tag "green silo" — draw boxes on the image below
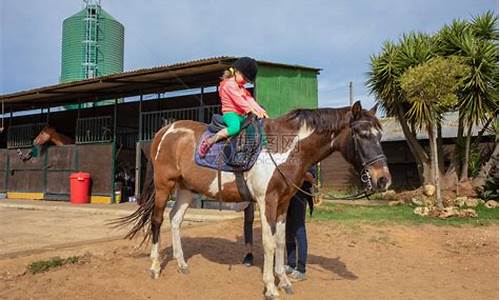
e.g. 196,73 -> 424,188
61,2 -> 124,83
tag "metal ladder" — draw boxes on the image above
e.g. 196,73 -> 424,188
82,0 -> 101,79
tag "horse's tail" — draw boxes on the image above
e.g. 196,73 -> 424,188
109,158 -> 155,244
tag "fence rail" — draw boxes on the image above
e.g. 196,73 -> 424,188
7,123 -> 45,149
140,105 -> 221,140
76,116 -> 113,144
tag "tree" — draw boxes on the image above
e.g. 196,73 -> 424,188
436,12 -> 499,181
368,12 -> 499,196
400,57 -> 470,208
367,33 -> 435,186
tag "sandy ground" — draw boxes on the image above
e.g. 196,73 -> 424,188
0,205 -> 498,300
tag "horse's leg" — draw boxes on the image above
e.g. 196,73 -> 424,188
275,212 -> 293,294
256,195 -> 279,299
169,185 -> 193,274
150,182 -> 174,279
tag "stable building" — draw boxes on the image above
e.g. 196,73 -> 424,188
0,56 -> 320,203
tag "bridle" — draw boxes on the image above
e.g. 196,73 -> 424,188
266,119 -> 387,200
351,120 -> 387,193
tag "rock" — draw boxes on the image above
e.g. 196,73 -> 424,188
411,197 -> 423,206
382,189 -> 397,200
477,199 -> 485,205
423,184 -> 436,197
438,207 -> 459,218
454,197 -> 467,208
464,198 -> 479,208
422,198 -> 435,207
414,206 -> 430,216
458,209 -> 478,218
485,200 -> 498,209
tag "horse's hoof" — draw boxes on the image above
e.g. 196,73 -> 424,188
177,266 -> 190,275
264,295 -> 279,300
280,284 -> 293,295
149,269 -> 160,279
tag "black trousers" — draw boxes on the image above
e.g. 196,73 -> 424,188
243,202 -> 255,245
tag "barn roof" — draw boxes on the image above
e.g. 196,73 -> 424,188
0,56 -> 320,112
380,112 -> 492,142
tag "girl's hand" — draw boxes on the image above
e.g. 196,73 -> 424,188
262,111 -> 269,118
252,109 -> 264,118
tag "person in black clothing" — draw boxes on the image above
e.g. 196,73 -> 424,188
241,165 -> 317,280
285,165 -> 316,281
241,201 -> 255,266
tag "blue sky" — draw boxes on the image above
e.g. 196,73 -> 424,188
0,0 -> 497,109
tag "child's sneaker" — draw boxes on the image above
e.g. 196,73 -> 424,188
289,269 -> 306,281
198,139 -> 212,158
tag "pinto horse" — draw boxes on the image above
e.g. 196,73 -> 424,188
117,101 -> 391,299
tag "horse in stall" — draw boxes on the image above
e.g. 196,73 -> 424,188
17,124 -> 74,162
116,101 -> 391,299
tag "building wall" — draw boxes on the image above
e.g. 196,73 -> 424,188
255,65 -> 318,117
320,152 -> 359,191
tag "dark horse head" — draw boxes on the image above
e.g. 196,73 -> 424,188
341,101 -> 391,192
283,101 -> 391,193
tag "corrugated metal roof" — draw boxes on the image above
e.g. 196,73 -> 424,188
0,56 -> 320,112
381,112 -> 491,141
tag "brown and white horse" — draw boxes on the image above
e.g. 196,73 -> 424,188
118,101 -> 391,299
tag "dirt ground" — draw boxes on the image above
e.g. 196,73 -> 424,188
0,205 -> 497,300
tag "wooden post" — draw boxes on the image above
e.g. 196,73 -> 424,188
199,87 -> 205,122
135,94 -> 143,199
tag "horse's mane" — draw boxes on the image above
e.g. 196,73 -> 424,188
278,107 -> 352,134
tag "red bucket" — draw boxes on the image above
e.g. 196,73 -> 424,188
69,172 -> 91,204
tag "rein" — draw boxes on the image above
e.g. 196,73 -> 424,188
266,151 -> 373,201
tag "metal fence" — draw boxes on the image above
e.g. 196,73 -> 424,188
140,105 -> 221,141
76,116 -> 113,144
203,105 -> 222,124
7,123 -> 45,149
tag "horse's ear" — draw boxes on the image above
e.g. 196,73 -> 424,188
368,103 -> 378,116
351,101 -> 362,120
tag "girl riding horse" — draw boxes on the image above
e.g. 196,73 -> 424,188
198,57 -> 269,157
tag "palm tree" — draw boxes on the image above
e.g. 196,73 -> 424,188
400,57 -> 469,208
367,33 -> 435,185
436,12 -> 499,181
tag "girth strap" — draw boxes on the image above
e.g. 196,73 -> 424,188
235,172 -> 254,203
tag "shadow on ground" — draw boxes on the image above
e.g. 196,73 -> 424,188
155,234 -> 357,280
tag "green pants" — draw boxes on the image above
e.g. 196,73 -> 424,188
223,112 -> 246,136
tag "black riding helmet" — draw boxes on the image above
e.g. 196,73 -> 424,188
232,57 -> 257,82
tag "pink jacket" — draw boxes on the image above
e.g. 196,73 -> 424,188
219,77 -> 266,115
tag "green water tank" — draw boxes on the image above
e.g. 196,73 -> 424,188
60,6 -> 124,83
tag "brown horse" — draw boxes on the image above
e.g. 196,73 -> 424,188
17,125 -> 74,161
118,101 -> 391,299
33,125 -> 74,146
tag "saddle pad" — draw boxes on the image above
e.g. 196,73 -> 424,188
194,121 -> 264,172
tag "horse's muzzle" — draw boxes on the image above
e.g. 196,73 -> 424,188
376,175 -> 391,191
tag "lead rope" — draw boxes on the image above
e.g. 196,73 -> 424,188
266,150 -> 373,201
